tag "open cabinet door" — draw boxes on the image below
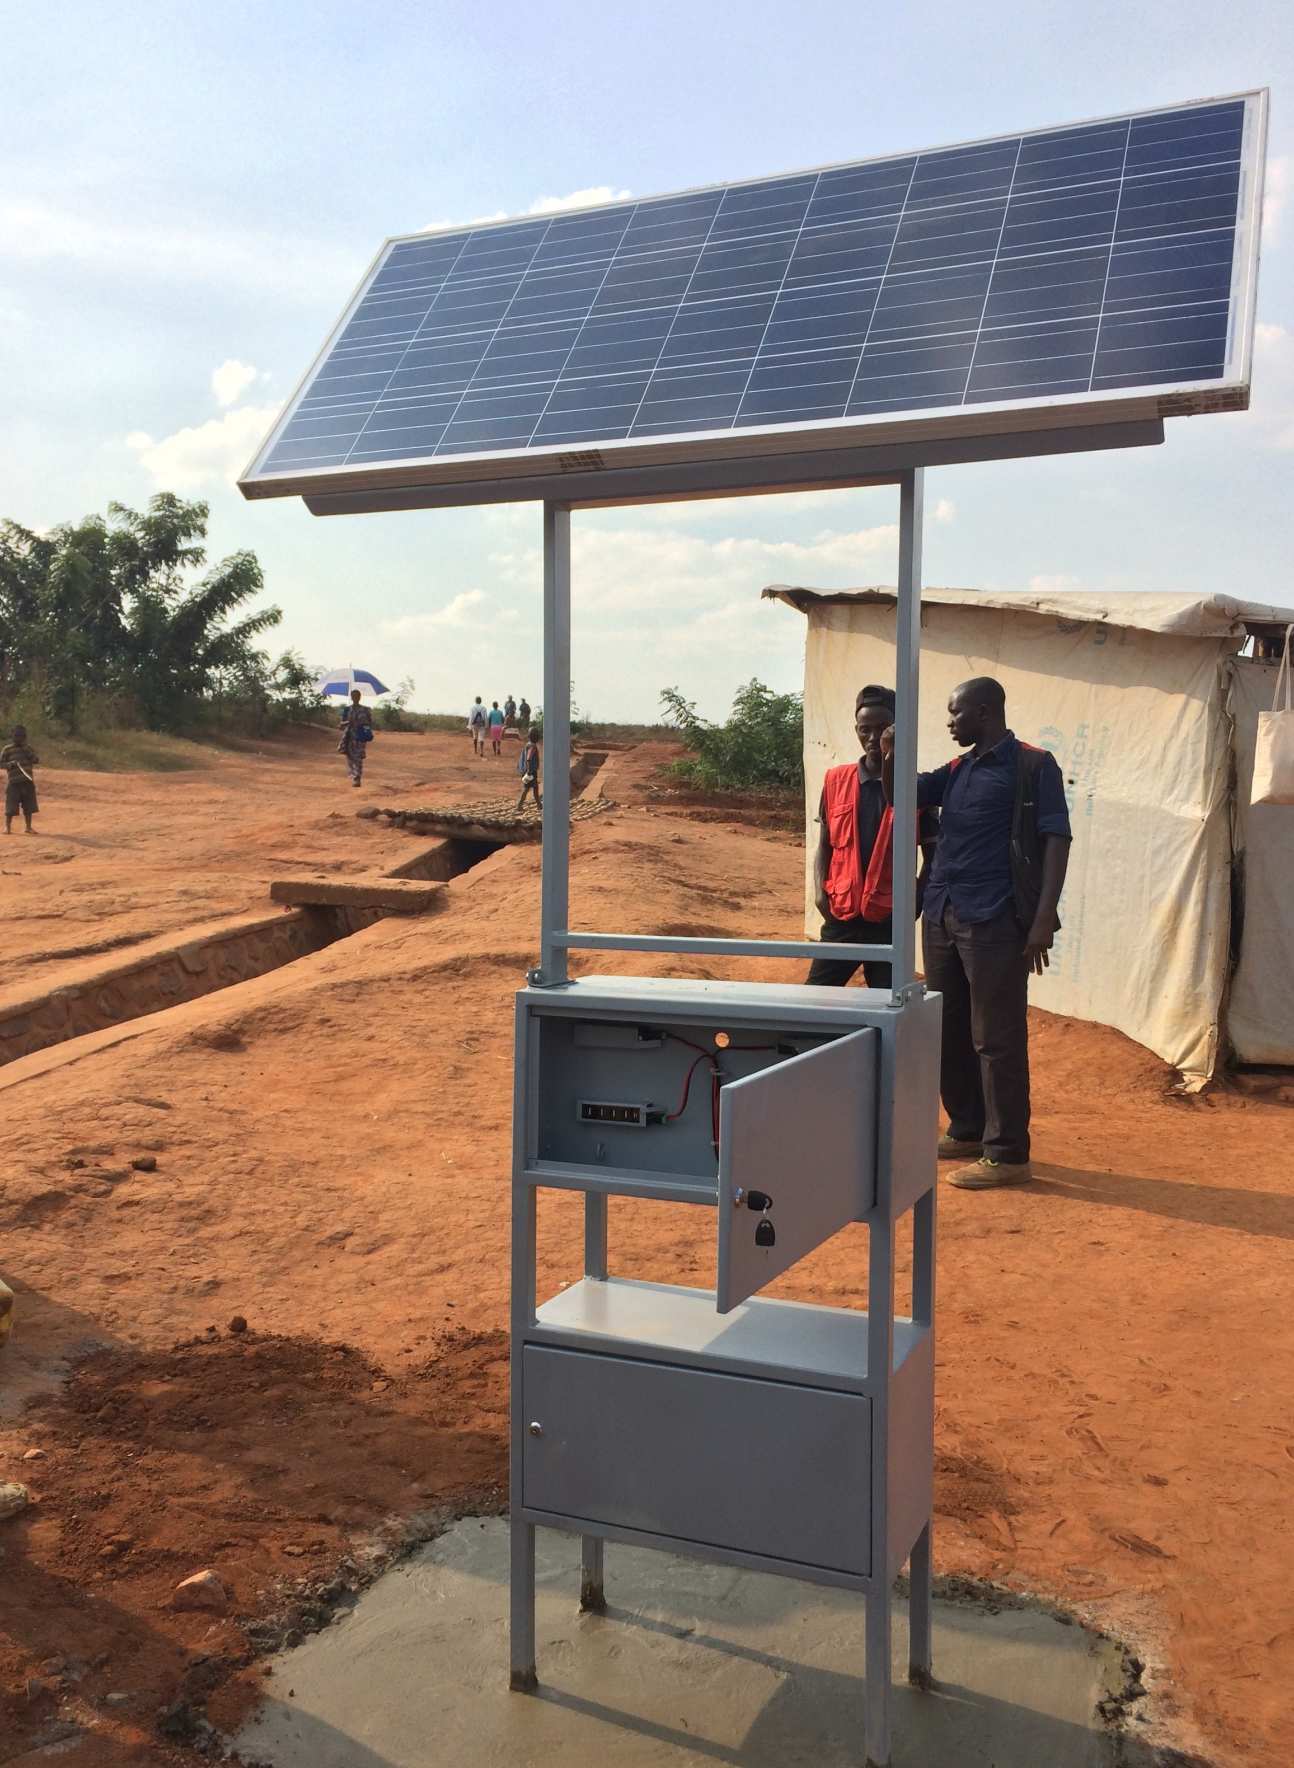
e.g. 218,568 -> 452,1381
716,1028 -> 877,1314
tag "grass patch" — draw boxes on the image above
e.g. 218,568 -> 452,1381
33,726 -> 220,773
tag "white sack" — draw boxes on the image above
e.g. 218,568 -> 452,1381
1250,626 -> 1294,806
793,599 -> 1234,1085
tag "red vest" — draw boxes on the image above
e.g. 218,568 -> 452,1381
822,763 -> 882,921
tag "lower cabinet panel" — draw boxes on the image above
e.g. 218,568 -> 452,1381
522,1345 -> 870,1575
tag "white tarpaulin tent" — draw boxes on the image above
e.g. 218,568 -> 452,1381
1227,654 -> 1294,1062
765,586 -> 1294,1086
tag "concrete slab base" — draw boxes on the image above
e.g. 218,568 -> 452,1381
236,1518 -> 1118,1768
269,878 -> 445,912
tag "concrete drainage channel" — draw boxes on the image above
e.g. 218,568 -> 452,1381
0,842 -> 489,1069
0,751 -> 612,1071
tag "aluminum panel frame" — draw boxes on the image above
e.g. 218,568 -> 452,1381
239,90 -> 1264,510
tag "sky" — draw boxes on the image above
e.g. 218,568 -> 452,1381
2,0 -> 1291,720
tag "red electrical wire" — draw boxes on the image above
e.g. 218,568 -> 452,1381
660,1030 -> 754,1158
664,1052 -> 712,1122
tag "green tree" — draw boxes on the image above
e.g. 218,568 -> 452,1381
378,674 -> 417,730
660,679 -> 803,791
0,494 -> 284,733
210,649 -> 324,736
125,543 -> 278,730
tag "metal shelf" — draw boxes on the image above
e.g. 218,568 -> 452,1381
531,1276 -> 930,1394
524,1159 -> 717,1206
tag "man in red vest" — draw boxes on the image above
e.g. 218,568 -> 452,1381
806,685 -> 938,990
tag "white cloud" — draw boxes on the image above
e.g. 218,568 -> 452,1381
1262,156 -> 1288,247
489,520 -> 898,630
0,197 -> 358,300
211,359 -> 259,408
423,185 -> 631,233
932,497 -> 956,525
642,487 -> 865,526
379,588 -> 520,636
1219,321 -> 1294,452
1254,323 -> 1294,452
126,403 -> 280,490
528,185 -> 632,215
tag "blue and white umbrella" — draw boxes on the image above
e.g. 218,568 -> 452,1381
317,665 -> 390,699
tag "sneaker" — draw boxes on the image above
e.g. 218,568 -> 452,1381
948,1157 -> 1032,1190
938,1135 -> 983,1159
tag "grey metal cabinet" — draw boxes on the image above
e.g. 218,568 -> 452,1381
511,976 -> 940,1768
522,1345 -> 872,1574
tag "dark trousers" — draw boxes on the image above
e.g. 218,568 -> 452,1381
922,903 -> 1031,1164
805,913 -> 893,989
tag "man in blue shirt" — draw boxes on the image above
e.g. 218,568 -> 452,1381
883,677 -> 1071,1189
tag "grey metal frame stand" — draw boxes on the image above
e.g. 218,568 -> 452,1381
510,470 -> 938,1768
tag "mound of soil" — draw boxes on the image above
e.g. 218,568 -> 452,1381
3,1327 -> 507,1761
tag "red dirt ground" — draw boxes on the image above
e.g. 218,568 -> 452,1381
1,734 -> 1291,1767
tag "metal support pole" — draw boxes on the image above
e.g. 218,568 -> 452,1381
580,1189 -> 608,1611
864,1586 -> 893,1768
509,1179 -> 538,1690
912,1184 -> 935,1329
537,501 -> 572,986
890,469 -> 924,1000
908,1522 -> 933,1690
559,930 -> 896,964
909,1182 -> 935,1686
865,1208 -> 896,1768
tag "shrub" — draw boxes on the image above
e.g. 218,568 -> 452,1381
378,676 -> 417,730
659,679 -> 803,791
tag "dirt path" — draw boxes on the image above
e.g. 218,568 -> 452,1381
0,726 -> 520,997
0,743 -> 1291,1766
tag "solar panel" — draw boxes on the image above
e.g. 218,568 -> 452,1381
240,92 -> 1265,507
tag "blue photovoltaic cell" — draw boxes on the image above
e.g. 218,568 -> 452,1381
253,99 -> 1251,479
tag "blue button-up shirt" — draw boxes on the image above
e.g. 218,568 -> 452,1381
918,732 -> 1070,925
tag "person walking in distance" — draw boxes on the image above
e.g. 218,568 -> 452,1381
487,700 -> 505,755
806,686 -> 937,989
517,727 -> 542,812
2,725 -> 39,834
882,677 -> 1071,1188
468,696 -> 487,757
518,696 -> 531,730
337,689 -> 373,788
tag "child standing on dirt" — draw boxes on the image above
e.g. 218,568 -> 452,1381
488,701 -> 505,755
517,727 -> 541,812
2,725 -> 39,834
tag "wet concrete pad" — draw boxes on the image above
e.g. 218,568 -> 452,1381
236,1517 -> 1115,1768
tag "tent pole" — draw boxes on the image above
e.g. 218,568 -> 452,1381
891,468 -> 924,999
